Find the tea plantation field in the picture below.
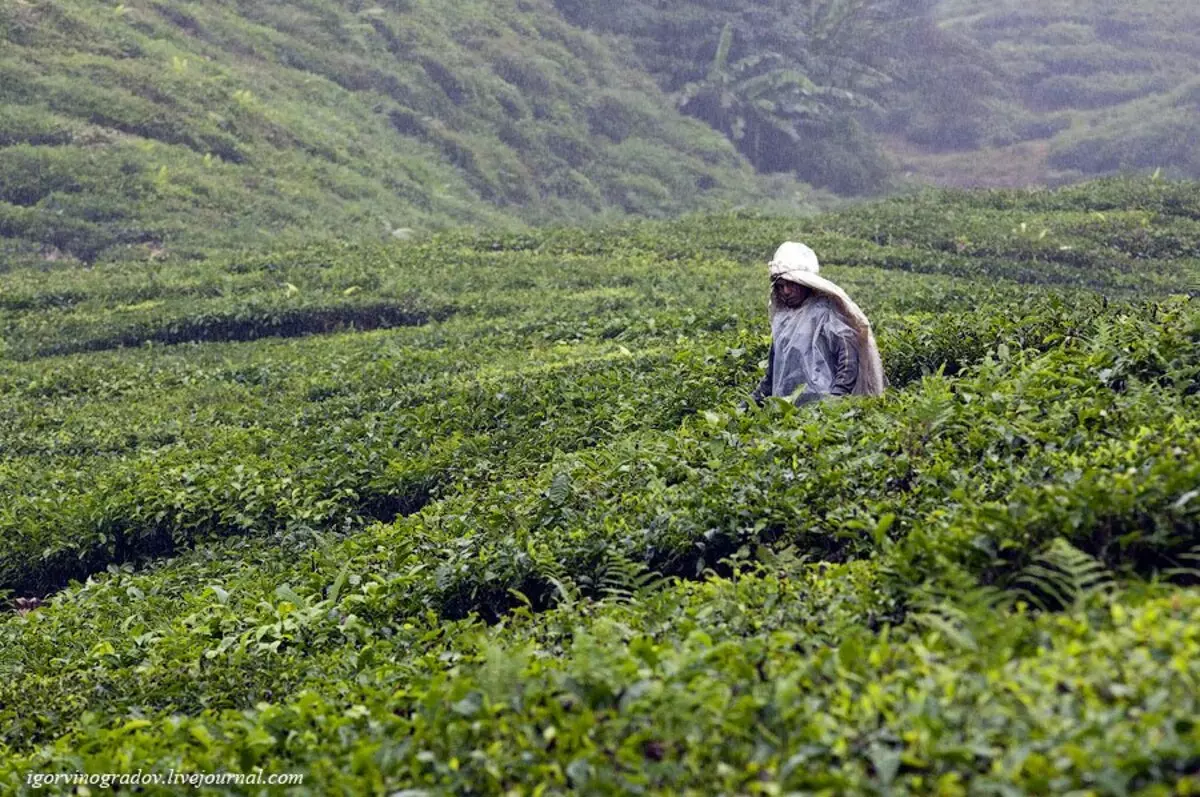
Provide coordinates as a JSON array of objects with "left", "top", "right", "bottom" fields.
[{"left": 2, "top": 178, "right": 1199, "bottom": 794}]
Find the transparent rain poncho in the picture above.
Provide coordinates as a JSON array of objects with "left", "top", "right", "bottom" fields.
[{"left": 764, "top": 296, "right": 860, "bottom": 404}]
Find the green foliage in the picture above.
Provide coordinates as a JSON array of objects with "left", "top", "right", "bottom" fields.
[{"left": 1, "top": 179, "right": 1199, "bottom": 792}]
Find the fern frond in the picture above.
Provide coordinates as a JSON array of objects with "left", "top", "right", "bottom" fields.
[
  {"left": 1164, "top": 545, "right": 1200, "bottom": 582},
  {"left": 595, "top": 550, "right": 669, "bottom": 605},
  {"left": 907, "top": 582, "right": 1012, "bottom": 651},
  {"left": 1013, "top": 538, "right": 1114, "bottom": 611},
  {"left": 530, "top": 549, "right": 582, "bottom": 609},
  {"left": 545, "top": 574, "right": 580, "bottom": 609}
]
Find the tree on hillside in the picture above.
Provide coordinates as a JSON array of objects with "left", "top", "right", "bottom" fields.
[
  {"left": 556, "top": 0, "right": 944, "bottom": 192},
  {"left": 555, "top": 0, "right": 1011, "bottom": 189},
  {"left": 676, "top": 22, "right": 869, "bottom": 174},
  {"left": 676, "top": 0, "right": 925, "bottom": 192}
]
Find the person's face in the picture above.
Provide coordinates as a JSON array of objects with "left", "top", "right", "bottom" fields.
[{"left": 774, "top": 279, "right": 811, "bottom": 309}]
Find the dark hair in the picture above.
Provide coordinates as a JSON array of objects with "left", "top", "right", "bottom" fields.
[{"left": 773, "top": 278, "right": 808, "bottom": 292}]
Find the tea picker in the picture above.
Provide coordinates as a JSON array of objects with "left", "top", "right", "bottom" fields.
[{"left": 748, "top": 242, "right": 886, "bottom": 406}]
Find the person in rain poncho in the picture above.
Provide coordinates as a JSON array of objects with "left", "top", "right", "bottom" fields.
[{"left": 750, "top": 242, "right": 887, "bottom": 406}]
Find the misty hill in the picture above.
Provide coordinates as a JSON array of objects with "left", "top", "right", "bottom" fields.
[
  {"left": 0, "top": 0, "right": 790, "bottom": 266},
  {"left": 888, "top": 0, "right": 1200, "bottom": 186},
  {"left": 554, "top": 0, "right": 1200, "bottom": 192}
]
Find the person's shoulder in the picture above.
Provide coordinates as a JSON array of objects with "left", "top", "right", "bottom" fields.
[
  {"left": 811, "top": 295, "right": 839, "bottom": 314},
  {"left": 816, "top": 297, "right": 857, "bottom": 332}
]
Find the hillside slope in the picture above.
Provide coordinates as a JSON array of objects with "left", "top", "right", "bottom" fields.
[
  {"left": 891, "top": 0, "right": 1200, "bottom": 187},
  {"left": 0, "top": 0, "right": 788, "bottom": 266}
]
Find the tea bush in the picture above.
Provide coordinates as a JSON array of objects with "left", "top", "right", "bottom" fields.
[{"left": 0, "top": 179, "right": 1198, "bottom": 794}]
